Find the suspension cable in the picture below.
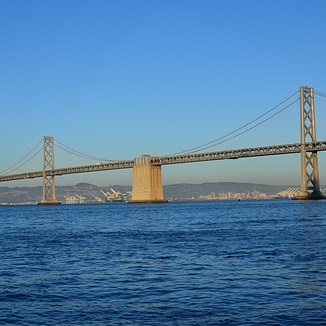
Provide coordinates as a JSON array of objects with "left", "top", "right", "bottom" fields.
[
  {"left": 165, "top": 90, "right": 300, "bottom": 156},
  {"left": 0, "top": 139, "right": 43, "bottom": 175},
  {"left": 315, "top": 91, "right": 326, "bottom": 98},
  {"left": 186, "top": 97, "right": 300, "bottom": 154},
  {"left": 2, "top": 148, "right": 43, "bottom": 175},
  {"left": 54, "top": 139, "right": 119, "bottom": 162}
]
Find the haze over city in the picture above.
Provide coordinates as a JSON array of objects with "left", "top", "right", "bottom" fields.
[{"left": 1, "top": 0, "right": 326, "bottom": 187}]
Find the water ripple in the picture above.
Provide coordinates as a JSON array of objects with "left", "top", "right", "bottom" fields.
[{"left": 0, "top": 201, "right": 326, "bottom": 324}]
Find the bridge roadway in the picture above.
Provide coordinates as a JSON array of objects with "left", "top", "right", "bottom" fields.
[{"left": 1, "top": 141, "right": 326, "bottom": 182}]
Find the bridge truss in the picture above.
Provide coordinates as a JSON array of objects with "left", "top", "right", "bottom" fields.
[{"left": 151, "top": 142, "right": 326, "bottom": 165}]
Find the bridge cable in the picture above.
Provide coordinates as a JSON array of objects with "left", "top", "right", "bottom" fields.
[
  {"left": 54, "top": 140, "right": 119, "bottom": 162},
  {"left": 315, "top": 90, "right": 326, "bottom": 98},
  {"left": 165, "top": 90, "right": 300, "bottom": 156},
  {"left": 184, "top": 97, "right": 300, "bottom": 153},
  {"left": 0, "top": 139, "right": 43, "bottom": 176}
]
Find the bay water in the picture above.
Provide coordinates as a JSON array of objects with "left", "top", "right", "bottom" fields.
[{"left": 1, "top": 200, "right": 326, "bottom": 325}]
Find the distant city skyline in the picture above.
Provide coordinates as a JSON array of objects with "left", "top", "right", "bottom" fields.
[{"left": 1, "top": 0, "right": 326, "bottom": 187}]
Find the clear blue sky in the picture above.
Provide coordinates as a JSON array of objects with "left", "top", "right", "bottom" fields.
[{"left": 1, "top": 0, "right": 326, "bottom": 187}]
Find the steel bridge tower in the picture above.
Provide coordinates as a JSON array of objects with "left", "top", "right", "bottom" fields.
[
  {"left": 37, "top": 136, "right": 60, "bottom": 205},
  {"left": 293, "top": 86, "right": 326, "bottom": 200}
]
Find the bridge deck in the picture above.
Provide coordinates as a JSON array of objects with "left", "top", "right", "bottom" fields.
[
  {"left": 1, "top": 141, "right": 326, "bottom": 182},
  {"left": 151, "top": 141, "right": 326, "bottom": 165}
]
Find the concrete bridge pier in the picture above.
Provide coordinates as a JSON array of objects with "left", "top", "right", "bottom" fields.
[{"left": 129, "top": 155, "right": 167, "bottom": 203}]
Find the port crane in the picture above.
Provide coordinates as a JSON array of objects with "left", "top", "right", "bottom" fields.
[
  {"left": 75, "top": 194, "right": 86, "bottom": 204},
  {"left": 100, "top": 188, "right": 125, "bottom": 202},
  {"left": 92, "top": 194, "right": 103, "bottom": 202}
]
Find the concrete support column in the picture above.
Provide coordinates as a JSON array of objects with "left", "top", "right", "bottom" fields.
[{"left": 130, "top": 155, "right": 167, "bottom": 203}]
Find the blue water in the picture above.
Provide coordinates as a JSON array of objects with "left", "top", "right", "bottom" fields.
[{"left": 0, "top": 200, "right": 326, "bottom": 325}]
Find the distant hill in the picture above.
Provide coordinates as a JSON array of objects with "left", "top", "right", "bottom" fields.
[{"left": 0, "top": 182, "right": 298, "bottom": 204}]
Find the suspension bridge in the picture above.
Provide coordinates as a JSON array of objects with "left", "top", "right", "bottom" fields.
[{"left": 1, "top": 86, "right": 326, "bottom": 203}]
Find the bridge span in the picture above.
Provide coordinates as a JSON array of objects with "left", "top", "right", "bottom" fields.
[
  {"left": 1, "top": 141, "right": 326, "bottom": 182},
  {"left": 0, "top": 86, "right": 325, "bottom": 203},
  {"left": 0, "top": 140, "right": 326, "bottom": 203}
]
